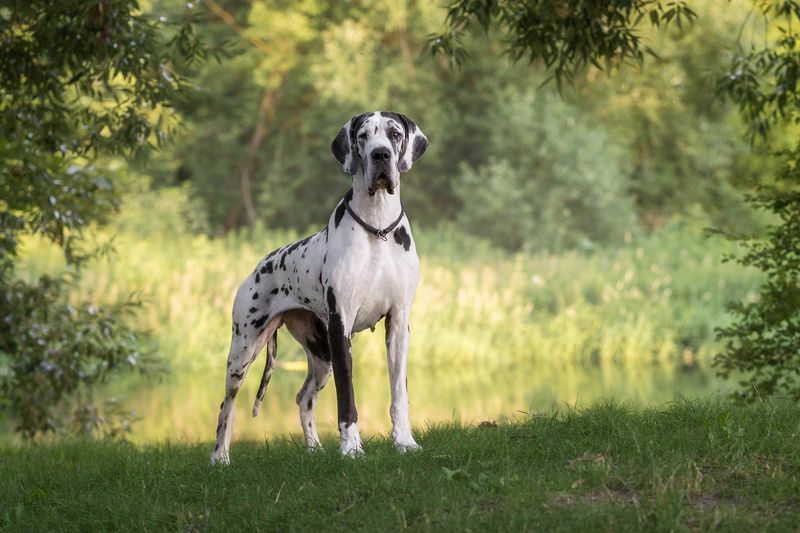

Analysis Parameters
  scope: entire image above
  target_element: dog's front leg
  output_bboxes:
[326,287,363,456]
[385,310,420,452]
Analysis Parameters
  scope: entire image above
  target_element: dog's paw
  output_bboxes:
[340,443,365,458]
[306,442,324,454]
[393,439,422,454]
[339,422,364,457]
[209,449,230,466]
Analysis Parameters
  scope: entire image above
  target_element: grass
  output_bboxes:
[2,399,799,531]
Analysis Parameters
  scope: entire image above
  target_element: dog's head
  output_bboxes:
[330,111,428,195]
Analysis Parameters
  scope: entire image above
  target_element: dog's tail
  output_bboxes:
[252,331,277,417]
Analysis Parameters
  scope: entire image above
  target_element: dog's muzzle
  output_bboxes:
[368,147,396,195]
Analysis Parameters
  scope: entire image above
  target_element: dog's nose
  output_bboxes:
[371,147,391,162]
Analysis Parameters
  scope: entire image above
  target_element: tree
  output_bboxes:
[0,0,207,437]
[713,1,800,400]
[428,0,696,85]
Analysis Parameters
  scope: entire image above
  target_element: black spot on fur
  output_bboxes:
[323,253,327,264]
[252,293,259,300]
[252,314,270,329]
[271,288,279,295]
[249,307,258,314]
[283,287,289,295]
[326,286,337,311]
[255,272,260,284]
[265,262,273,274]
[318,272,323,285]
[230,370,245,380]
[393,226,411,251]
[328,292,357,425]
[381,111,416,133]
[303,297,310,304]
[334,189,353,228]
[234,322,240,336]
[287,235,312,255]
[279,252,287,271]
[306,316,331,363]
[307,398,313,410]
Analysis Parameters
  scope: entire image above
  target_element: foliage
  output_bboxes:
[455,88,635,251]
[0,275,149,438]
[145,1,762,249]
[0,0,208,269]
[714,153,800,399]
[713,1,800,400]
[0,0,207,437]
[3,400,800,530]
[428,0,696,84]
[576,4,758,229]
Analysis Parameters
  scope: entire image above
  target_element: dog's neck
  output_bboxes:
[349,171,403,230]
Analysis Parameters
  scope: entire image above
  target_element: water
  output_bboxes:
[117,352,731,444]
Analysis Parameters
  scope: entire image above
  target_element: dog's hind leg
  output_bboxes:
[210,316,282,465]
[284,311,332,450]
[295,348,332,449]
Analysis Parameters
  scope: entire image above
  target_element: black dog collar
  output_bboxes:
[343,198,404,241]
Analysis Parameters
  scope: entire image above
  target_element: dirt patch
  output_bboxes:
[546,486,640,509]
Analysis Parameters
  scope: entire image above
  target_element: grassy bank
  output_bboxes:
[2,399,798,531]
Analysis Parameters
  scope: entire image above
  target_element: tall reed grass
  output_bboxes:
[17,187,759,373]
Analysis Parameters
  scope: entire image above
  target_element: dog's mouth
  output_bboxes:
[368,171,395,196]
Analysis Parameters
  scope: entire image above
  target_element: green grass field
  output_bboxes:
[2,399,798,531]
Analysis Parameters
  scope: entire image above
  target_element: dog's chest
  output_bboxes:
[326,224,419,333]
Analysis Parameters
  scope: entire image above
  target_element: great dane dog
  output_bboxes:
[210,111,428,464]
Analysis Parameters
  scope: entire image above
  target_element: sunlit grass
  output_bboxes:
[3,399,799,530]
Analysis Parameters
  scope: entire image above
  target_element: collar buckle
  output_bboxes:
[343,194,404,242]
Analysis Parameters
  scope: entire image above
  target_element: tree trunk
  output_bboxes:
[225,85,282,230]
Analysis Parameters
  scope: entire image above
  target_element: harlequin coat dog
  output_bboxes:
[210,112,428,464]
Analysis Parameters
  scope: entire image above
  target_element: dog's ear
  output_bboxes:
[395,113,428,173]
[331,115,363,176]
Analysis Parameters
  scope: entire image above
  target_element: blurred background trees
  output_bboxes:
[148,0,761,245]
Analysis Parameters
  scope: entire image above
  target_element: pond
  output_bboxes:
[118,348,732,445]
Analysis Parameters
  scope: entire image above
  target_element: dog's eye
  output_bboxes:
[391,130,402,140]
[357,132,367,141]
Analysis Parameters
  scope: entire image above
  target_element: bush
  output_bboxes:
[0,275,153,439]
[455,88,636,252]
